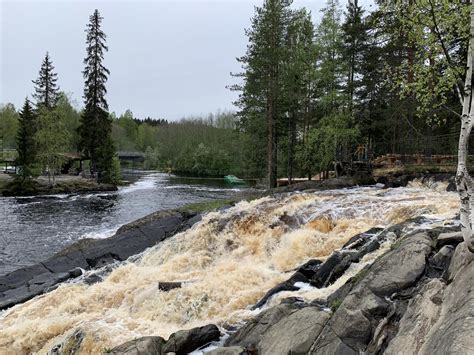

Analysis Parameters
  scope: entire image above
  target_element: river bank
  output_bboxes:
[0,175,460,354]
[0,173,117,197]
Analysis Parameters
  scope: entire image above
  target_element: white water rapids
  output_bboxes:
[0,183,459,354]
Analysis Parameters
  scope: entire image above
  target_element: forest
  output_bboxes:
[0,0,469,185]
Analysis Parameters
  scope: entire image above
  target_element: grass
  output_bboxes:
[330,298,342,312]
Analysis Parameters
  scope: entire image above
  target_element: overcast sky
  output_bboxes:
[1,0,374,120]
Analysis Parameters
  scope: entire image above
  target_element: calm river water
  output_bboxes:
[0,170,250,276]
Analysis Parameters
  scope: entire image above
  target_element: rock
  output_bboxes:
[446,242,474,282]
[384,279,446,355]
[158,282,182,292]
[161,324,221,354]
[257,307,330,354]
[436,231,463,247]
[296,259,323,279]
[309,231,433,353]
[206,346,248,355]
[367,232,432,296]
[107,336,165,355]
[252,272,308,309]
[226,304,296,347]
[227,304,330,354]
[47,329,85,355]
[429,245,455,275]
[417,246,474,354]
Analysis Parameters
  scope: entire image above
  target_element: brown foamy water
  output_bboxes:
[0,186,459,354]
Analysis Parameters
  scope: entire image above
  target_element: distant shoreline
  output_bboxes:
[0,173,117,197]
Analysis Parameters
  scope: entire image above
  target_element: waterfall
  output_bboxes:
[0,186,459,354]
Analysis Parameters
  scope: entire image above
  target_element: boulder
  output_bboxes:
[436,231,463,248]
[161,324,221,354]
[227,304,330,354]
[226,304,297,347]
[258,306,330,354]
[107,336,165,355]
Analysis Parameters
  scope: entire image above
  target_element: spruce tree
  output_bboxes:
[78,9,116,183]
[32,52,59,111]
[16,98,37,180]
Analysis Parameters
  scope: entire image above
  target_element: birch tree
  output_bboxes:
[382,0,472,249]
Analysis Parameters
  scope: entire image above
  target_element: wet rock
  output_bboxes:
[47,329,85,355]
[84,274,102,285]
[158,281,182,292]
[296,259,322,279]
[107,336,165,355]
[161,324,221,354]
[86,253,120,268]
[252,272,308,309]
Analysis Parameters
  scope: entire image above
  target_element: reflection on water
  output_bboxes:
[0,171,250,276]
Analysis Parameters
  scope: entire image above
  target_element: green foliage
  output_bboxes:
[330,298,342,312]
[299,113,360,173]
[384,0,469,117]
[0,103,19,149]
[78,9,116,183]
[32,52,59,110]
[35,107,69,186]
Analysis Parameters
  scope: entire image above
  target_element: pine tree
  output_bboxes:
[233,0,293,188]
[16,98,37,180]
[78,9,116,183]
[32,52,59,111]
[342,0,366,115]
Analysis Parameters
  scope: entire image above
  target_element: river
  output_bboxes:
[0,183,460,353]
[0,170,250,276]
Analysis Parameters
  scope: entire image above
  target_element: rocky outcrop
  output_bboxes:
[226,303,331,354]
[107,324,220,355]
[213,219,465,355]
[0,210,200,310]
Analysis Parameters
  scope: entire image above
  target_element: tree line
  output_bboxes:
[2,9,116,187]
[0,1,469,187]
[231,0,468,188]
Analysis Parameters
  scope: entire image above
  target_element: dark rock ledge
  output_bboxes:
[0,210,201,310]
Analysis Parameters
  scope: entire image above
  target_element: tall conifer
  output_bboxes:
[32,52,59,110]
[78,9,115,183]
[16,98,37,180]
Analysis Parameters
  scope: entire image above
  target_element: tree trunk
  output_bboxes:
[287,110,297,184]
[267,96,277,189]
[456,5,474,252]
